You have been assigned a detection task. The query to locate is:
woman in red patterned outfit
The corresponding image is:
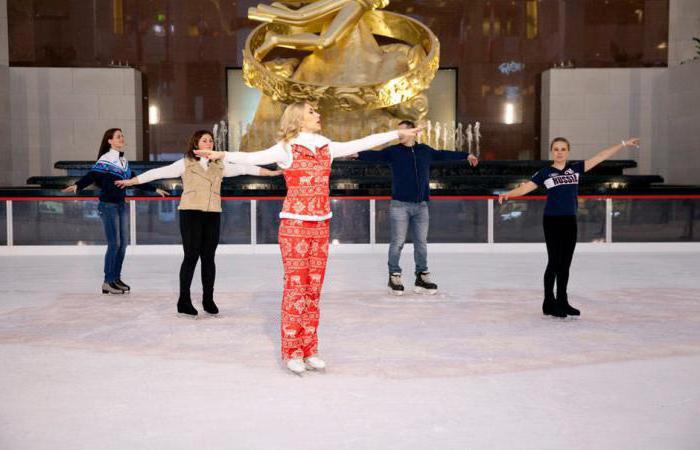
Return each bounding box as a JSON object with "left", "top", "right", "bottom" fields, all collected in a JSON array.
[{"left": 196, "top": 102, "right": 421, "bottom": 374}]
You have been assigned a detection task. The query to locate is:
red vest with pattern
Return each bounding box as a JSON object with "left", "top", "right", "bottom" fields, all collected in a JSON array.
[{"left": 280, "top": 143, "right": 332, "bottom": 221}]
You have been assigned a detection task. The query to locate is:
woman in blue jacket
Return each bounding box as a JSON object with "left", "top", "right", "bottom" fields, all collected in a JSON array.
[{"left": 63, "top": 128, "right": 167, "bottom": 294}]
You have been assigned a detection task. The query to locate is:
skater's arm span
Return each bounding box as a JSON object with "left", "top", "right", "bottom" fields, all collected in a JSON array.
[
  {"left": 131, "top": 160, "right": 273, "bottom": 181},
  {"left": 329, "top": 131, "right": 399, "bottom": 158},
  {"left": 196, "top": 128, "right": 417, "bottom": 164},
  {"left": 195, "top": 132, "right": 400, "bottom": 166},
  {"left": 498, "top": 181, "right": 538, "bottom": 204},
  {"left": 584, "top": 138, "right": 640, "bottom": 172}
]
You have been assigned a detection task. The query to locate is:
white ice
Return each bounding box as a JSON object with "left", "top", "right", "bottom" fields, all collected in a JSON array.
[{"left": 1, "top": 249, "right": 699, "bottom": 449}]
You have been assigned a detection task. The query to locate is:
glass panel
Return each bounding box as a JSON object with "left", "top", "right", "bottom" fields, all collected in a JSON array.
[
  {"left": 577, "top": 199, "right": 606, "bottom": 243},
  {"left": 612, "top": 199, "right": 700, "bottom": 242},
  {"left": 136, "top": 199, "right": 251, "bottom": 245},
  {"left": 494, "top": 199, "right": 545, "bottom": 243},
  {"left": 220, "top": 201, "right": 251, "bottom": 244},
  {"left": 0, "top": 201, "right": 6, "bottom": 245},
  {"left": 329, "top": 200, "right": 369, "bottom": 244},
  {"left": 256, "top": 200, "right": 283, "bottom": 244},
  {"left": 135, "top": 199, "right": 180, "bottom": 244},
  {"left": 256, "top": 199, "right": 370, "bottom": 244},
  {"left": 494, "top": 199, "right": 605, "bottom": 243},
  {"left": 376, "top": 200, "right": 488, "bottom": 243},
  {"left": 13, "top": 200, "right": 108, "bottom": 245}
]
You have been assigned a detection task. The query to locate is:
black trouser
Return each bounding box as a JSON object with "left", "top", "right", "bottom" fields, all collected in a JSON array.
[
  {"left": 543, "top": 215, "right": 577, "bottom": 300},
  {"left": 178, "top": 210, "right": 221, "bottom": 303}
]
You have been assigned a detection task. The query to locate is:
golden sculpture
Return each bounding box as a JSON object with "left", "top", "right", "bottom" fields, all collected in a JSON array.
[
  {"left": 239, "top": 0, "right": 440, "bottom": 149},
  {"left": 250, "top": 0, "right": 390, "bottom": 59}
]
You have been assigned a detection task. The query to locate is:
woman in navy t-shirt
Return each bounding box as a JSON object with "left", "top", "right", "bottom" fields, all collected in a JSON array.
[{"left": 498, "top": 136, "right": 640, "bottom": 318}]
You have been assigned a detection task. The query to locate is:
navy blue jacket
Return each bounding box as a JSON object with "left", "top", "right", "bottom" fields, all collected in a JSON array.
[
  {"left": 76, "top": 155, "right": 155, "bottom": 204},
  {"left": 358, "top": 143, "right": 469, "bottom": 202}
]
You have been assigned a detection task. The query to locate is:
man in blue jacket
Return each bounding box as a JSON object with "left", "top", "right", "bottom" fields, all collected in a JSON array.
[{"left": 358, "top": 120, "right": 478, "bottom": 295}]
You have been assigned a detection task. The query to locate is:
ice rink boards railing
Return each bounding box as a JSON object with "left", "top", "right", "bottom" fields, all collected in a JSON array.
[{"left": 0, "top": 195, "right": 699, "bottom": 247}]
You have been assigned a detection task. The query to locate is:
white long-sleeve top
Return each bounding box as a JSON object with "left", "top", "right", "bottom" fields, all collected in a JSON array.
[
  {"left": 223, "top": 131, "right": 400, "bottom": 168},
  {"left": 135, "top": 158, "right": 262, "bottom": 184}
]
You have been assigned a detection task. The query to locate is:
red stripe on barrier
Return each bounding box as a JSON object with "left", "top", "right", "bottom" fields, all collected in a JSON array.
[{"left": 1, "top": 195, "right": 700, "bottom": 201}]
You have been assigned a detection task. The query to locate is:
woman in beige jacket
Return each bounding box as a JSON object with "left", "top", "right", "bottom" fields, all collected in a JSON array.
[{"left": 117, "top": 130, "right": 280, "bottom": 317}]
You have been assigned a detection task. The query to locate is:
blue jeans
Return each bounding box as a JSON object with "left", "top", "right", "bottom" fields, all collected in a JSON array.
[
  {"left": 98, "top": 201, "right": 129, "bottom": 283},
  {"left": 388, "top": 200, "right": 429, "bottom": 275}
]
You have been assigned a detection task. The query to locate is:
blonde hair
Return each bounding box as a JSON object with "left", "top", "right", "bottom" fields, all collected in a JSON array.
[{"left": 277, "top": 102, "right": 309, "bottom": 143}]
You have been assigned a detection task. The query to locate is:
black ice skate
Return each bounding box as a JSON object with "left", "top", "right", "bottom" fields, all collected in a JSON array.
[
  {"left": 542, "top": 295, "right": 567, "bottom": 318},
  {"left": 558, "top": 293, "right": 580, "bottom": 316},
  {"left": 414, "top": 272, "right": 438, "bottom": 295},
  {"left": 102, "top": 282, "right": 125, "bottom": 294},
  {"left": 388, "top": 273, "right": 405, "bottom": 296},
  {"left": 177, "top": 299, "right": 198, "bottom": 318},
  {"left": 202, "top": 298, "right": 219, "bottom": 315},
  {"left": 113, "top": 279, "right": 130, "bottom": 292}
]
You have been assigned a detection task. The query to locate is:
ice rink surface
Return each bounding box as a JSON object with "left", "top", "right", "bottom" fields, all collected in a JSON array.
[{"left": 1, "top": 249, "right": 699, "bottom": 449}]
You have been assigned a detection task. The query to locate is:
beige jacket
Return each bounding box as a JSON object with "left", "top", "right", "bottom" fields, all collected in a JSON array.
[{"left": 178, "top": 158, "right": 224, "bottom": 212}]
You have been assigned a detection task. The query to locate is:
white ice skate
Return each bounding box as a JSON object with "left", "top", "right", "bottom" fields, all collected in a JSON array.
[
  {"left": 304, "top": 356, "right": 326, "bottom": 371},
  {"left": 286, "top": 358, "right": 306, "bottom": 374}
]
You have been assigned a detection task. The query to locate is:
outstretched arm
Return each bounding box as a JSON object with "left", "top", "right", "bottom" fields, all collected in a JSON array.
[
  {"left": 429, "top": 148, "right": 479, "bottom": 167},
  {"left": 129, "top": 168, "right": 169, "bottom": 197},
  {"left": 585, "top": 138, "right": 640, "bottom": 172},
  {"left": 357, "top": 148, "right": 391, "bottom": 162},
  {"left": 330, "top": 128, "right": 424, "bottom": 158},
  {"left": 120, "top": 160, "right": 185, "bottom": 186},
  {"left": 223, "top": 163, "right": 282, "bottom": 177},
  {"left": 63, "top": 171, "right": 94, "bottom": 193},
  {"left": 498, "top": 181, "right": 539, "bottom": 204},
  {"left": 195, "top": 143, "right": 289, "bottom": 167}
]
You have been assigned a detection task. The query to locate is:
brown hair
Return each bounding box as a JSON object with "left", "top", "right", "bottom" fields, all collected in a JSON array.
[
  {"left": 97, "top": 128, "right": 122, "bottom": 160},
  {"left": 550, "top": 137, "right": 571, "bottom": 152},
  {"left": 185, "top": 130, "right": 215, "bottom": 160}
]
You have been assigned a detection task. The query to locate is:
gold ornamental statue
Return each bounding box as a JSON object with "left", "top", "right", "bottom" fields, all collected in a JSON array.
[{"left": 239, "top": 0, "right": 440, "bottom": 150}]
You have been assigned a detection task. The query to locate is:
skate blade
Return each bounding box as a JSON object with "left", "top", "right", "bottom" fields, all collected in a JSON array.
[
  {"left": 542, "top": 313, "right": 568, "bottom": 319},
  {"left": 388, "top": 288, "right": 404, "bottom": 296},
  {"left": 177, "top": 312, "right": 198, "bottom": 320},
  {"left": 102, "top": 290, "right": 125, "bottom": 295},
  {"left": 413, "top": 287, "right": 438, "bottom": 295}
]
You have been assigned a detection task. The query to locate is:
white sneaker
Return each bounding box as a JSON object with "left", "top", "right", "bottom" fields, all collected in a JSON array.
[
  {"left": 286, "top": 358, "right": 306, "bottom": 374},
  {"left": 304, "top": 356, "right": 326, "bottom": 370}
]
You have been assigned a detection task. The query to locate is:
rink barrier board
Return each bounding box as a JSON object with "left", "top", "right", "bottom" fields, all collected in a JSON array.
[{"left": 1, "top": 195, "right": 699, "bottom": 247}]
